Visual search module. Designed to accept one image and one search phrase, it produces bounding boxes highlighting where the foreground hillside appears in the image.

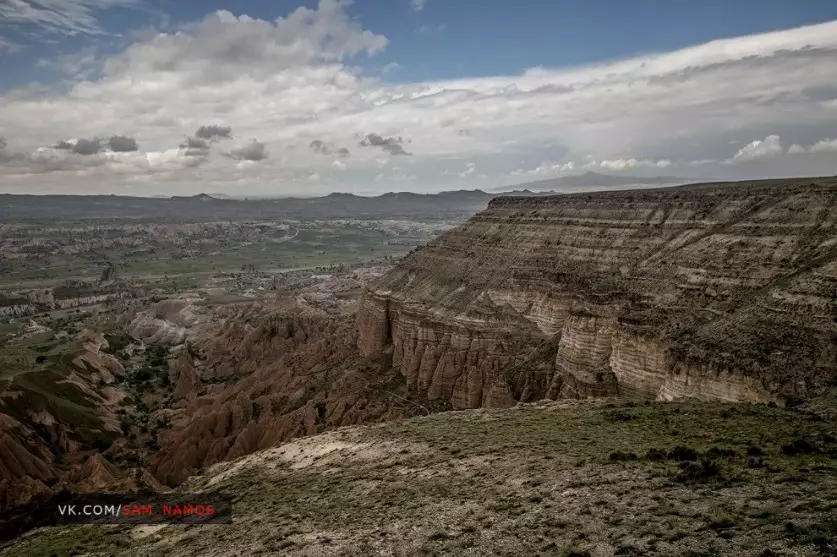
[5,400,837,556]
[359,177,837,408]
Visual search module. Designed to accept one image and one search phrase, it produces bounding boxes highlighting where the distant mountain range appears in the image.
[0,172,697,221]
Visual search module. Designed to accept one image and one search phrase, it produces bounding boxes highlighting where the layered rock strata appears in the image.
[359,178,837,407]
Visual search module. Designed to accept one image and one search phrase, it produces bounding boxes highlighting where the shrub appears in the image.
[706,447,736,459]
[746,446,766,457]
[645,448,667,461]
[606,411,635,422]
[91,435,113,452]
[674,458,722,483]
[609,451,638,462]
[668,446,698,461]
[709,513,736,531]
[780,439,816,456]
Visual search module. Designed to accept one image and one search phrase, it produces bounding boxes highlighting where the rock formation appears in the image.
[358,178,837,407]
[149,307,428,486]
[0,334,160,510]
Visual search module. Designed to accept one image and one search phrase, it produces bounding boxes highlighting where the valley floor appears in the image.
[4,399,837,557]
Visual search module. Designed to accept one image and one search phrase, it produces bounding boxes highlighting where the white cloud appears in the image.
[786,138,837,154]
[3,6,837,195]
[0,0,141,36]
[36,46,100,79]
[729,135,783,163]
[511,160,576,177]
[446,161,475,177]
[417,23,445,34]
[599,158,671,170]
[809,138,837,153]
[410,0,427,12]
[382,62,401,74]
[512,158,672,178]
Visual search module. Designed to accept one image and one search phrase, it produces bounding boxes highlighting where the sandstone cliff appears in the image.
[358,178,837,407]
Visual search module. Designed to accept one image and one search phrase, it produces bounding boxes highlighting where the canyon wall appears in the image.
[359,178,837,407]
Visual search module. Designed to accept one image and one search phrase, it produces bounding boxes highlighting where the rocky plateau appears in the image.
[358,178,837,408]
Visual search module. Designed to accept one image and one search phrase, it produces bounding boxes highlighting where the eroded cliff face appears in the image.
[0,333,161,510]
[148,301,440,486]
[359,178,837,406]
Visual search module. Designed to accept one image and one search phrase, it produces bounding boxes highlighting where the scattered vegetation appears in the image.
[7,399,837,557]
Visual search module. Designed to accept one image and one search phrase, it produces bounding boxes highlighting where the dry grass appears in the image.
[5,399,837,557]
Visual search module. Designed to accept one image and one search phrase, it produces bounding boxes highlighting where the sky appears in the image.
[1,0,837,196]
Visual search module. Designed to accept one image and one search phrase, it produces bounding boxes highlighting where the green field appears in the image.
[0,223,415,288]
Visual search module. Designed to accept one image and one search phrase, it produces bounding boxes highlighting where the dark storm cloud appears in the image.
[359,133,410,156]
[309,140,350,157]
[108,135,139,152]
[195,125,232,140]
[310,139,329,154]
[71,138,103,155]
[224,141,268,161]
[179,136,210,153]
[50,137,103,155]
[52,140,74,150]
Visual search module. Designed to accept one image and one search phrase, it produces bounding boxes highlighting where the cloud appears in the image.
[360,133,410,156]
[180,136,210,151]
[71,138,103,155]
[0,0,142,36]
[510,161,576,177]
[729,135,783,163]
[0,137,24,163]
[108,135,139,152]
[787,138,837,154]
[310,139,329,154]
[310,139,350,156]
[458,162,476,177]
[417,24,445,34]
[511,158,672,178]
[2,6,837,194]
[809,138,837,153]
[0,142,206,175]
[51,136,139,154]
[0,37,23,56]
[224,141,268,161]
[101,2,387,84]
[410,0,427,11]
[195,125,232,141]
[177,125,231,157]
[599,158,672,170]
[36,46,100,78]
[382,62,400,74]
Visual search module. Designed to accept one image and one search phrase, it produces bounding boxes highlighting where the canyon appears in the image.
[3,177,837,539]
[358,177,837,408]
